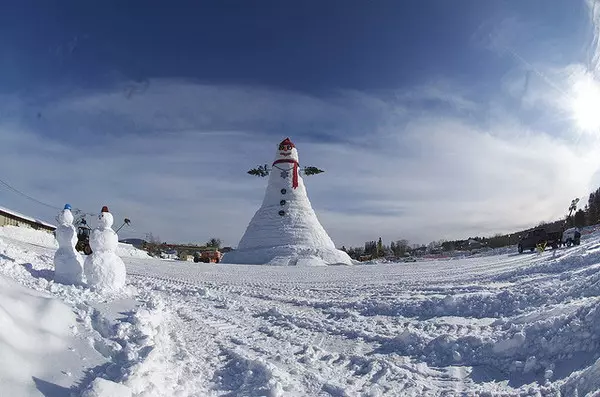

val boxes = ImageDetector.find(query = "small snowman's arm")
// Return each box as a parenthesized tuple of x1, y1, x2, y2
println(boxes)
(247, 164, 271, 177)
(302, 166, 324, 176)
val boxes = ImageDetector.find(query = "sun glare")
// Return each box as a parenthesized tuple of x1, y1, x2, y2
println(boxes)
(571, 76, 600, 133)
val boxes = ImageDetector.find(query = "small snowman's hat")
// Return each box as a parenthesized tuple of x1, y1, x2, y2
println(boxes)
(101, 206, 110, 213)
(64, 203, 72, 210)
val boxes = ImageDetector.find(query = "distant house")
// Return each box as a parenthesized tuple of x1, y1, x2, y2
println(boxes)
(160, 249, 178, 260)
(412, 246, 428, 256)
(466, 239, 484, 250)
(0, 206, 55, 233)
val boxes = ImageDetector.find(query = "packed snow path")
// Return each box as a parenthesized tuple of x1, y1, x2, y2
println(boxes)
(3, 226, 600, 396)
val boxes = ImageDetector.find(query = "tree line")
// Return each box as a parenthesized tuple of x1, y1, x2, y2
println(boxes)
(341, 186, 600, 260)
(142, 233, 223, 258)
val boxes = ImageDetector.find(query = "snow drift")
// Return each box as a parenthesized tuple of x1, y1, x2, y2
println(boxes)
(4, 223, 600, 395)
(0, 274, 78, 395)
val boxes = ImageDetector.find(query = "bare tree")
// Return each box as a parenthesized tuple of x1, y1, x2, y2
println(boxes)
(207, 238, 222, 249)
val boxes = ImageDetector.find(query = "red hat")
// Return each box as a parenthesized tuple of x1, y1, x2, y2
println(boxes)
(278, 138, 295, 151)
(101, 206, 109, 213)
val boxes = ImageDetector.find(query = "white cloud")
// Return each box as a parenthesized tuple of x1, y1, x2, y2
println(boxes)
(0, 77, 599, 249)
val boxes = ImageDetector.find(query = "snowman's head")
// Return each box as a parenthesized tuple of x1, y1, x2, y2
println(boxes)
(275, 138, 299, 162)
(58, 209, 74, 225)
(98, 206, 114, 229)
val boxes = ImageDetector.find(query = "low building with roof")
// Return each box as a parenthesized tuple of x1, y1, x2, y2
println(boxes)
(0, 205, 56, 233)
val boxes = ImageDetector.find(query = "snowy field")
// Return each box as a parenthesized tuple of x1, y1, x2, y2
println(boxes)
(2, 226, 600, 396)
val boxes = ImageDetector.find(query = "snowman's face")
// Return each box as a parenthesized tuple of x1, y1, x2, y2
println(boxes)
(278, 142, 293, 155)
(58, 209, 74, 225)
(98, 212, 114, 228)
(275, 146, 299, 162)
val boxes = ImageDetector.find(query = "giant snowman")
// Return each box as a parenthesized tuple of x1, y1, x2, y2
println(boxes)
(84, 206, 126, 292)
(222, 138, 353, 266)
(54, 204, 84, 285)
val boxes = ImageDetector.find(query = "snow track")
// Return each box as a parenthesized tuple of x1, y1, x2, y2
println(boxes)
(3, 227, 600, 395)
(123, 233, 600, 396)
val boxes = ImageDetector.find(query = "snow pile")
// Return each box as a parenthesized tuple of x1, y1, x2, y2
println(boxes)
(74, 294, 180, 397)
(0, 225, 57, 248)
(0, 274, 79, 396)
(0, 223, 180, 396)
(82, 378, 132, 397)
(116, 242, 150, 258)
(226, 246, 353, 266)
(223, 138, 353, 266)
(84, 210, 126, 292)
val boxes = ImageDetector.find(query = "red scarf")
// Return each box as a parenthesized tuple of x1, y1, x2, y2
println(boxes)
(272, 159, 299, 189)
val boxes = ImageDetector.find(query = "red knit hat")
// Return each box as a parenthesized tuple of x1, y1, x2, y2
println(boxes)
(278, 138, 295, 151)
(101, 206, 109, 213)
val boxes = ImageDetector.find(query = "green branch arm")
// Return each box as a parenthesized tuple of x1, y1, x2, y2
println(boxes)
(247, 164, 324, 177)
(302, 166, 324, 176)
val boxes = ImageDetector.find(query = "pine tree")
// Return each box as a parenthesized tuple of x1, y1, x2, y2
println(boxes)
(586, 190, 600, 226)
(364, 241, 376, 256)
(574, 209, 586, 228)
(377, 237, 383, 258)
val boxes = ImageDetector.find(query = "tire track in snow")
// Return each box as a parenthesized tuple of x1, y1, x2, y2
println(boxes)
(130, 273, 488, 396)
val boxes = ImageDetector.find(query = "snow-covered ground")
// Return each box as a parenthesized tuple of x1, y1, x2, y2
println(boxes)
(2, 225, 600, 396)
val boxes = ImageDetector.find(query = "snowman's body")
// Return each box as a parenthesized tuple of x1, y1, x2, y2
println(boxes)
(84, 210, 126, 292)
(53, 209, 84, 285)
(222, 138, 353, 266)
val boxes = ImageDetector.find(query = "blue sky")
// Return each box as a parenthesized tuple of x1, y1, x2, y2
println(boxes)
(1, 1, 600, 247)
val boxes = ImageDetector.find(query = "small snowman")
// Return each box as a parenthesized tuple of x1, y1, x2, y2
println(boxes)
(54, 203, 84, 285)
(84, 206, 126, 292)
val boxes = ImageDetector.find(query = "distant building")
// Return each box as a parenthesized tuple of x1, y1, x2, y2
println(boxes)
(412, 246, 428, 256)
(0, 206, 55, 233)
(160, 249, 178, 260)
(466, 239, 484, 249)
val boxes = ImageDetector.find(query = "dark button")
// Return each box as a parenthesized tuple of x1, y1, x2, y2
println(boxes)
(280, 200, 286, 206)
(278, 210, 285, 216)
(281, 188, 286, 194)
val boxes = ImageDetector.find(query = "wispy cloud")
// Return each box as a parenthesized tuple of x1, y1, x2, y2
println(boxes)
(3, 1, 600, 249)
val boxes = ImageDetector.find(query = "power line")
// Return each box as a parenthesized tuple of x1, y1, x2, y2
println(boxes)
(0, 177, 62, 211)
(0, 176, 96, 216)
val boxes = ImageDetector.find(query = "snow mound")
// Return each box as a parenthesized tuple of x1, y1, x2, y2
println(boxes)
(0, 225, 150, 260)
(0, 225, 57, 248)
(0, 274, 77, 396)
(117, 243, 150, 258)
(224, 245, 352, 266)
(82, 378, 132, 397)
